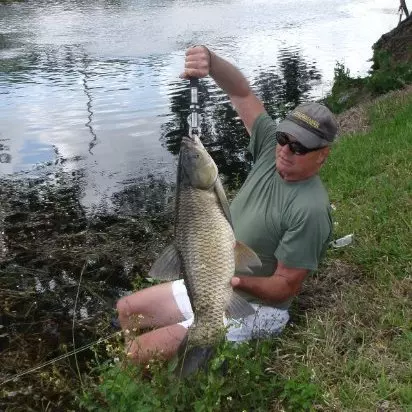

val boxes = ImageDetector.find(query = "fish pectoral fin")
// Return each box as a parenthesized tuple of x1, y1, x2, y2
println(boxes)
(147, 244, 182, 281)
(234, 240, 262, 274)
(226, 292, 256, 319)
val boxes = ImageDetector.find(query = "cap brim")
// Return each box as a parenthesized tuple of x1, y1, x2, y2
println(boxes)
(276, 119, 329, 149)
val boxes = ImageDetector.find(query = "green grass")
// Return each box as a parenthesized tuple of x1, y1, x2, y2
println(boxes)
(79, 90, 412, 411)
(79, 340, 323, 412)
(323, 91, 412, 279)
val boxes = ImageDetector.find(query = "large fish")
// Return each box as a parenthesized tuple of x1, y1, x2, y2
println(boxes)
(148, 135, 261, 377)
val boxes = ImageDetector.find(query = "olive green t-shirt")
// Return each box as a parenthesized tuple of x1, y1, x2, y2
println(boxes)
(229, 112, 333, 309)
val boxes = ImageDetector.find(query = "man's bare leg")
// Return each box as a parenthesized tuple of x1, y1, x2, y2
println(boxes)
(116, 281, 189, 362)
(126, 324, 187, 363)
(116, 281, 186, 330)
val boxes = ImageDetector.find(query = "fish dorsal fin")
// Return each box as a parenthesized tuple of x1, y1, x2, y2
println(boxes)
(234, 240, 262, 274)
(226, 292, 256, 319)
(214, 178, 232, 227)
(148, 244, 182, 281)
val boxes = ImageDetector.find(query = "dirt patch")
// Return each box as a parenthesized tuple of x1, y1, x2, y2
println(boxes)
(335, 104, 371, 137)
(335, 84, 412, 136)
(292, 259, 363, 316)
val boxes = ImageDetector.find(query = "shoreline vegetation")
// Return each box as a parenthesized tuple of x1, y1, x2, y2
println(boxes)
(1, 17, 412, 412)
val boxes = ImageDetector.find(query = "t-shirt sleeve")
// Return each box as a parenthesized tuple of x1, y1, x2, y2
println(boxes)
(274, 205, 332, 271)
(248, 112, 277, 161)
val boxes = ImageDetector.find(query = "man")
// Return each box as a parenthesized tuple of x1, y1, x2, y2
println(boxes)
(116, 46, 337, 363)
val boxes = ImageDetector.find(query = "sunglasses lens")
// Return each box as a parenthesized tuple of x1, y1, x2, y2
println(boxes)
(291, 143, 307, 155)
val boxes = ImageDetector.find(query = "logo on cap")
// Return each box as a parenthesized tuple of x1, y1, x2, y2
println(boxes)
(291, 111, 320, 130)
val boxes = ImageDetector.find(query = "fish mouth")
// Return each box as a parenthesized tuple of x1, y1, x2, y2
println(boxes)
(181, 135, 200, 147)
(181, 136, 192, 145)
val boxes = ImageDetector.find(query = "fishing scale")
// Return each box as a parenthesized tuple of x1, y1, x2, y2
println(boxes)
(188, 78, 201, 139)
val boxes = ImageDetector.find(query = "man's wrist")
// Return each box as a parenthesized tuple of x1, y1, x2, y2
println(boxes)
(201, 45, 213, 74)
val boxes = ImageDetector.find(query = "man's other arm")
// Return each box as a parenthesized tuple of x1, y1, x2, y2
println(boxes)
(231, 261, 309, 305)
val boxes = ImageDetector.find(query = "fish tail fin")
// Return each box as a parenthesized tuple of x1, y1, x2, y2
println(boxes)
(176, 336, 215, 378)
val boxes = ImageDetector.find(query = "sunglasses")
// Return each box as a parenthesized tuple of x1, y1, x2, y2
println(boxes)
(276, 132, 322, 156)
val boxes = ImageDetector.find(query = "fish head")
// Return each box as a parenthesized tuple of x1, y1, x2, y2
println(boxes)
(179, 136, 218, 189)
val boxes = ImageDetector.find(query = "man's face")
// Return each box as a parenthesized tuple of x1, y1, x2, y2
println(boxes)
(275, 134, 329, 181)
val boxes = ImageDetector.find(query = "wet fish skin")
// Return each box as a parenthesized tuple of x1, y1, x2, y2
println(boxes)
(176, 172, 235, 348)
(148, 135, 261, 376)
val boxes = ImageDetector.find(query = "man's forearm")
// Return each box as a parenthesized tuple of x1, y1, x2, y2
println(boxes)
(208, 50, 252, 99)
(232, 274, 298, 305)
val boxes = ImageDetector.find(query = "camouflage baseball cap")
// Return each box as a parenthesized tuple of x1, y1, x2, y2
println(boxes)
(276, 102, 338, 149)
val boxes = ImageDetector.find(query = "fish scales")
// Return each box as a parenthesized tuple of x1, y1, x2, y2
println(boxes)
(176, 186, 235, 345)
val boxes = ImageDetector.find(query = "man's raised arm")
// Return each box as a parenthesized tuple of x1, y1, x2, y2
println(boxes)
(181, 46, 265, 135)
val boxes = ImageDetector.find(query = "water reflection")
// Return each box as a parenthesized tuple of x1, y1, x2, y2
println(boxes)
(0, 136, 11, 164)
(0, 42, 175, 188)
(254, 48, 322, 118)
(81, 57, 98, 154)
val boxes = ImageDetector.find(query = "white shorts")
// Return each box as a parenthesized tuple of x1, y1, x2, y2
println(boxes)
(172, 279, 289, 342)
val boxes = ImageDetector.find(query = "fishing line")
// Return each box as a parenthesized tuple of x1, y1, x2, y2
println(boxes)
(0, 331, 120, 386)
(72, 260, 88, 389)
(70, 199, 106, 389)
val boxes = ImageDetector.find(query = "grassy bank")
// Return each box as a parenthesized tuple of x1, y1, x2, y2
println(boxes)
(324, 50, 412, 114)
(78, 88, 412, 410)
